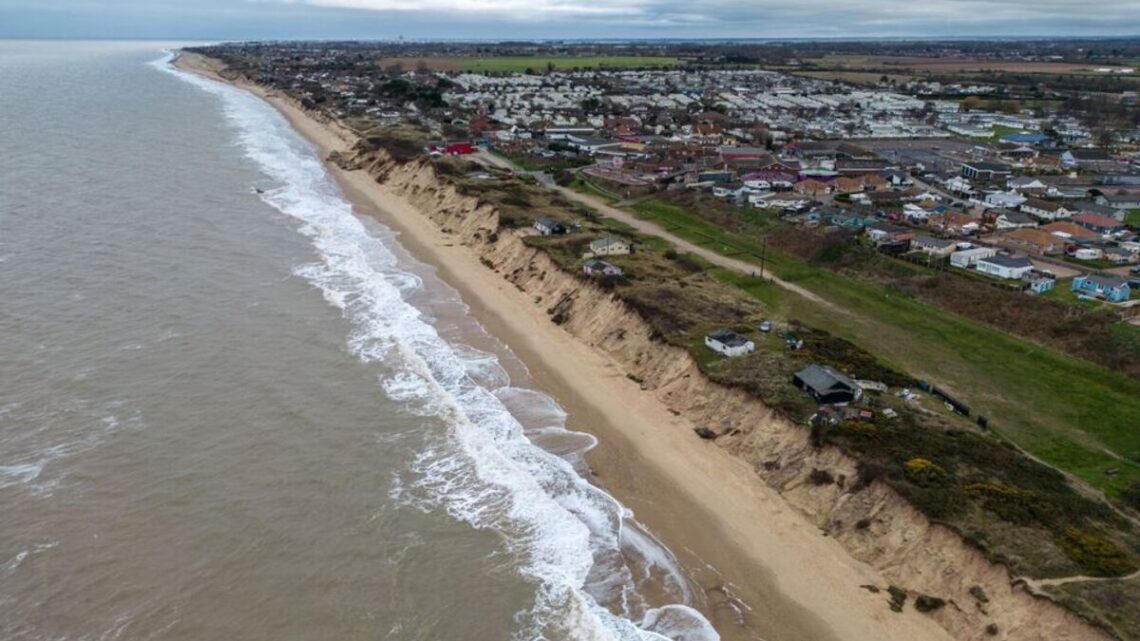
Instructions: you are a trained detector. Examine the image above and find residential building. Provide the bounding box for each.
[976,254,1034,279]
[793,364,863,404]
[912,235,956,256]
[582,259,623,277]
[1072,274,1132,302]
[1020,198,1071,221]
[533,217,568,236]
[704,329,755,357]
[950,246,998,268]
[587,237,632,256]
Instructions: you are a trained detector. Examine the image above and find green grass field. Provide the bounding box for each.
[628,198,1140,496]
[1126,209,1140,226]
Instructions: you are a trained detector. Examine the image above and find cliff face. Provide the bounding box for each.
[364,151,1110,641]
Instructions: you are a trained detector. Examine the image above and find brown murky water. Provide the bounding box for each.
[0,41,715,641]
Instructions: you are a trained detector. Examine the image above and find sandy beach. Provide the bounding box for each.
[175,52,959,641]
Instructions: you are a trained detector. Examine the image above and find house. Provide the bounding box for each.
[533,217,568,236]
[976,254,1034,279]
[950,247,998,268]
[1070,246,1105,261]
[961,161,1012,182]
[424,140,474,155]
[930,211,981,236]
[884,169,913,187]
[1072,274,1132,302]
[1042,221,1098,242]
[1071,200,1124,221]
[832,176,864,194]
[1071,213,1126,236]
[793,364,863,404]
[1061,148,1112,169]
[587,237,632,257]
[912,235,956,256]
[995,210,1037,230]
[704,329,755,357]
[866,223,914,247]
[1008,176,1049,192]
[794,178,832,198]
[998,228,1063,255]
[1095,191,1140,210]
[582,259,623,277]
[1024,273,1056,295]
[984,191,1028,209]
[1020,198,1071,221]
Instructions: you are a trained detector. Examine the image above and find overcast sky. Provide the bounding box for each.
[2,0,1139,40]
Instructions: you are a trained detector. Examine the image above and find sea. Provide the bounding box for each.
[0,41,718,641]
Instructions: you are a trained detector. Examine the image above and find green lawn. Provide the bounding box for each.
[1125,209,1140,227]
[628,198,1140,496]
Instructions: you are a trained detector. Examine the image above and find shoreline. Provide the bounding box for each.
[173,52,959,641]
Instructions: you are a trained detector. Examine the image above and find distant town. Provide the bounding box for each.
[199,39,1140,310]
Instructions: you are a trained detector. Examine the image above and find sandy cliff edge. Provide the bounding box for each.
[173,51,1111,641]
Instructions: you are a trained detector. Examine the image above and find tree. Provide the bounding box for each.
[960,96,982,113]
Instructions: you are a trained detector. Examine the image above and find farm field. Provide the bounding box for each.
[374,55,681,72]
[626,197,1140,497]
[799,54,1137,75]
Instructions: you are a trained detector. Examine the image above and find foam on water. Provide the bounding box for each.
[158,53,718,641]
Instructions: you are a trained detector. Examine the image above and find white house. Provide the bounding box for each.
[1020,198,1071,221]
[950,247,998,268]
[704,329,755,357]
[587,237,632,257]
[976,254,1034,279]
[984,191,1028,209]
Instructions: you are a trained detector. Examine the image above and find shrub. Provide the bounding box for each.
[903,457,948,487]
[1055,527,1138,577]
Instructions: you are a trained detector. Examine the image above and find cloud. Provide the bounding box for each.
[254,0,1140,34]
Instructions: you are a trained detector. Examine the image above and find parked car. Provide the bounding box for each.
[1129,265,1140,275]
[759,320,773,333]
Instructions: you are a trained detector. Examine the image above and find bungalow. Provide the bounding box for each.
[1020,198,1071,221]
[912,235,957,256]
[866,223,914,247]
[1072,274,1132,302]
[1024,273,1057,295]
[588,237,632,256]
[1070,246,1104,261]
[533,217,568,236]
[950,246,998,268]
[995,210,1037,230]
[793,364,863,404]
[984,191,1028,209]
[794,178,832,198]
[1095,192,1140,210]
[930,211,981,236]
[832,176,865,194]
[884,169,913,187]
[1008,176,1048,192]
[976,254,1034,279]
[705,329,755,357]
[999,228,1063,255]
[945,176,974,194]
[1071,213,1126,236]
[1061,148,1112,169]
[1042,221,1098,242]
[1071,201,1125,221]
[961,161,1012,182]
[582,259,623,277]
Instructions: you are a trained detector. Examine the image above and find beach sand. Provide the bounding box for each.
[175,52,957,641]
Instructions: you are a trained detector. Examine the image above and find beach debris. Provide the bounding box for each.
[887,585,908,612]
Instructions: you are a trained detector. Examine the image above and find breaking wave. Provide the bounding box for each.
[156,52,717,641]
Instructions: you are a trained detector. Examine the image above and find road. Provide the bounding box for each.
[474,150,839,311]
